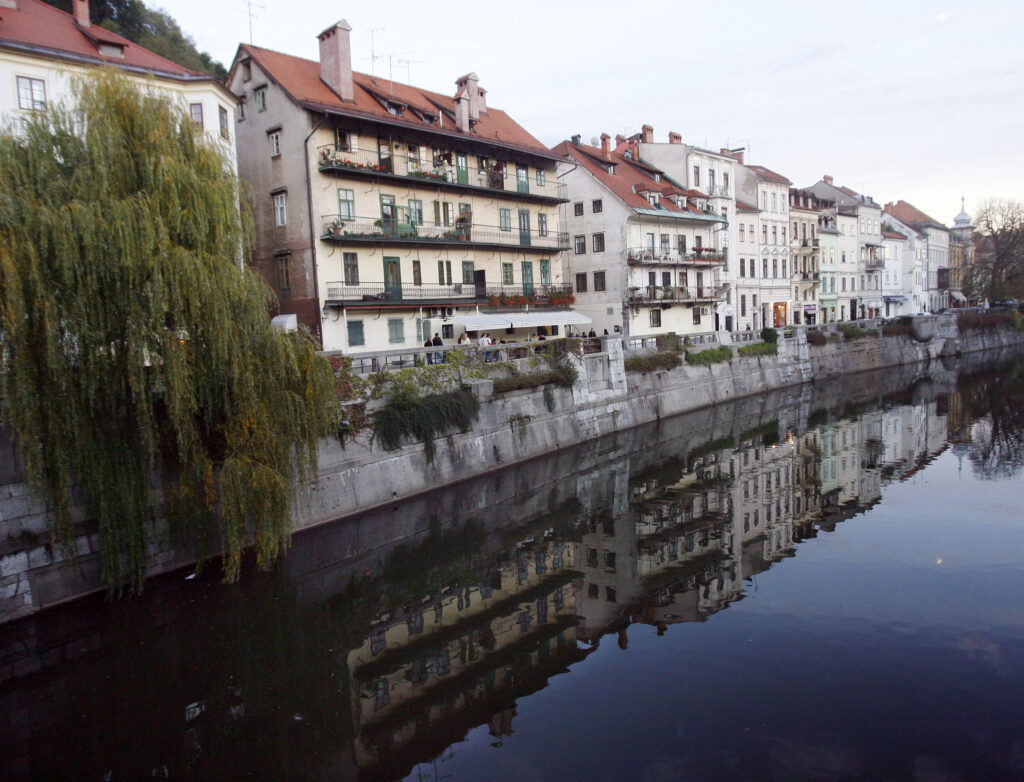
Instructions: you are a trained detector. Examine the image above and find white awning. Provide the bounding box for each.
[951,291,967,302]
[504,310,593,328]
[449,314,512,330]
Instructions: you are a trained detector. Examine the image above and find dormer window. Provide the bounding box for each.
[647,192,659,207]
[653,173,661,183]
[607,164,616,175]
[98,43,124,58]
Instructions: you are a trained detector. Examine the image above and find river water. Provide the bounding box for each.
[2,354,1024,781]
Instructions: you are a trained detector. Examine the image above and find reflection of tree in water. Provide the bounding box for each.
[963,362,1024,479]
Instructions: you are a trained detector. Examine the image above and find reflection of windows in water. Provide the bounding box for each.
[410,657,426,685]
[669,541,678,560]
[374,678,390,709]
[587,548,598,568]
[479,584,493,600]
[434,597,443,622]
[588,582,599,598]
[537,638,550,659]
[517,559,529,584]
[603,517,615,536]
[754,510,760,527]
[744,513,750,532]
[605,552,616,570]
[537,596,548,623]
[554,588,564,610]
[407,612,424,634]
[518,610,531,632]
[370,629,386,655]
[535,550,547,575]
[436,648,450,676]
[685,533,695,552]
[553,543,563,570]
[606,587,617,603]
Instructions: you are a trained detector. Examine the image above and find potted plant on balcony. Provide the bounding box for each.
[329,218,345,237]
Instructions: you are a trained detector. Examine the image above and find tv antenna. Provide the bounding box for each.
[397,57,425,85]
[365,27,385,76]
[241,0,265,45]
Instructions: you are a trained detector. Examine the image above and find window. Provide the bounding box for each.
[594,271,606,291]
[412,260,422,286]
[575,273,588,293]
[408,199,423,225]
[661,234,670,255]
[593,233,605,253]
[255,86,267,111]
[693,307,701,325]
[537,169,547,186]
[277,253,291,290]
[338,188,354,220]
[762,225,768,244]
[763,259,768,278]
[662,271,671,286]
[574,235,586,254]
[741,294,747,316]
[592,199,603,213]
[442,324,454,339]
[781,228,786,244]
[574,202,584,216]
[773,259,778,278]
[242,61,252,82]
[650,308,661,327]
[462,261,475,284]
[347,320,365,347]
[677,234,686,254]
[538,213,548,236]
[842,277,847,291]
[502,262,514,285]
[739,224,745,242]
[761,192,767,210]
[772,193,777,211]
[499,208,511,231]
[693,166,700,187]
[749,258,755,277]
[438,260,452,285]
[739,257,745,277]
[772,226,777,245]
[723,173,729,192]
[388,318,405,344]
[219,106,229,139]
[434,200,453,226]
[782,259,787,277]
[343,252,359,284]
[189,102,204,127]
[237,98,245,121]
[273,192,287,227]
[268,131,281,157]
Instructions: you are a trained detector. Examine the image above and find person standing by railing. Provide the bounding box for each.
[432,333,444,364]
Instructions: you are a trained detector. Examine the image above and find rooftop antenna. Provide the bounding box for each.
[397,57,424,85]
[365,26,385,76]
[242,0,265,45]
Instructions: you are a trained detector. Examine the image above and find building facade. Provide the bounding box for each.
[884,200,951,312]
[228,21,573,352]
[789,188,825,325]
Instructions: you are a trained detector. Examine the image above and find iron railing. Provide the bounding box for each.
[316,144,568,201]
[627,285,726,303]
[321,215,569,250]
[323,281,573,304]
[626,247,727,265]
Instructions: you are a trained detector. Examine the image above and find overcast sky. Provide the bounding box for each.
[158,0,1022,225]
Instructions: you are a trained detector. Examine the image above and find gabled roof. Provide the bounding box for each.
[882,230,907,240]
[747,165,792,185]
[884,200,948,232]
[238,44,557,160]
[0,0,214,81]
[553,139,721,220]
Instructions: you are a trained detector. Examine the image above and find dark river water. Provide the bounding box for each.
[3,354,1024,781]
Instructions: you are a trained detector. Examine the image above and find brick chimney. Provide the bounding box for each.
[668,131,682,144]
[720,148,744,165]
[600,133,610,158]
[641,124,654,143]
[823,174,834,185]
[615,134,626,147]
[455,73,484,120]
[454,90,471,133]
[318,20,354,102]
[73,0,90,26]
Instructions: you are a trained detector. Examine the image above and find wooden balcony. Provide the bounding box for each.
[316,144,568,204]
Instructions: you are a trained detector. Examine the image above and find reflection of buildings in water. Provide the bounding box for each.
[346,538,587,774]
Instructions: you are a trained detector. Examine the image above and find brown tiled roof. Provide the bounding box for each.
[747,165,792,185]
[884,200,947,230]
[552,140,715,218]
[882,230,907,240]
[240,44,557,160]
[0,0,213,79]
[736,199,760,213]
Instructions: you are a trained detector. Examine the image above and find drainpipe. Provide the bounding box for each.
[305,112,329,347]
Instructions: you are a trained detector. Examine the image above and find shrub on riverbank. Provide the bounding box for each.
[806,330,828,345]
[493,364,576,393]
[738,343,778,357]
[685,346,733,366]
[958,309,1022,330]
[839,324,869,340]
[625,352,682,373]
[373,386,480,463]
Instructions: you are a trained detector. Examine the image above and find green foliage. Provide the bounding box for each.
[806,330,828,346]
[43,0,227,79]
[655,332,682,353]
[492,365,576,394]
[684,346,733,366]
[0,72,339,590]
[760,327,779,343]
[738,342,778,357]
[624,352,682,373]
[372,385,480,463]
[838,324,869,340]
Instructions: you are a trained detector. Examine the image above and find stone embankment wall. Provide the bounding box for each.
[0,314,1021,624]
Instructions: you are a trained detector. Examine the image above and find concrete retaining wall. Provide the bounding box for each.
[1,314,1022,624]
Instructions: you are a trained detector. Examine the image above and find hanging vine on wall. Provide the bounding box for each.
[372,383,480,463]
[0,72,339,590]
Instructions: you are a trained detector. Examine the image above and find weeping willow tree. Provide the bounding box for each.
[0,71,339,590]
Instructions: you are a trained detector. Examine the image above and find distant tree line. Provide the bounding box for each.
[43,0,227,80]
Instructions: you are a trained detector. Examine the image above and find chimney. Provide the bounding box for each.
[600,133,610,159]
[668,131,682,144]
[455,73,483,120]
[615,134,626,147]
[570,134,582,145]
[641,124,654,144]
[823,174,833,185]
[318,20,354,102]
[631,139,639,160]
[73,0,90,26]
[455,91,470,133]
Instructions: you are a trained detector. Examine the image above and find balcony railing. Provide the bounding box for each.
[627,285,726,304]
[323,281,573,305]
[626,247,727,265]
[321,215,569,251]
[316,144,568,201]
[864,256,886,268]
[706,184,730,198]
[797,272,821,282]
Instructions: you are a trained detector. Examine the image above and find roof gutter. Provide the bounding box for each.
[304,111,330,347]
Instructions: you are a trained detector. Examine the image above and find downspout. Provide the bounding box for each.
[305,112,329,347]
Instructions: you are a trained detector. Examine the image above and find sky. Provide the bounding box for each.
[157,0,1023,225]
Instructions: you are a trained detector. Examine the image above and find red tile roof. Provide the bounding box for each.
[0,0,214,79]
[884,200,947,230]
[552,139,718,218]
[882,230,907,240]
[736,199,760,213]
[747,165,792,185]
[240,44,556,160]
